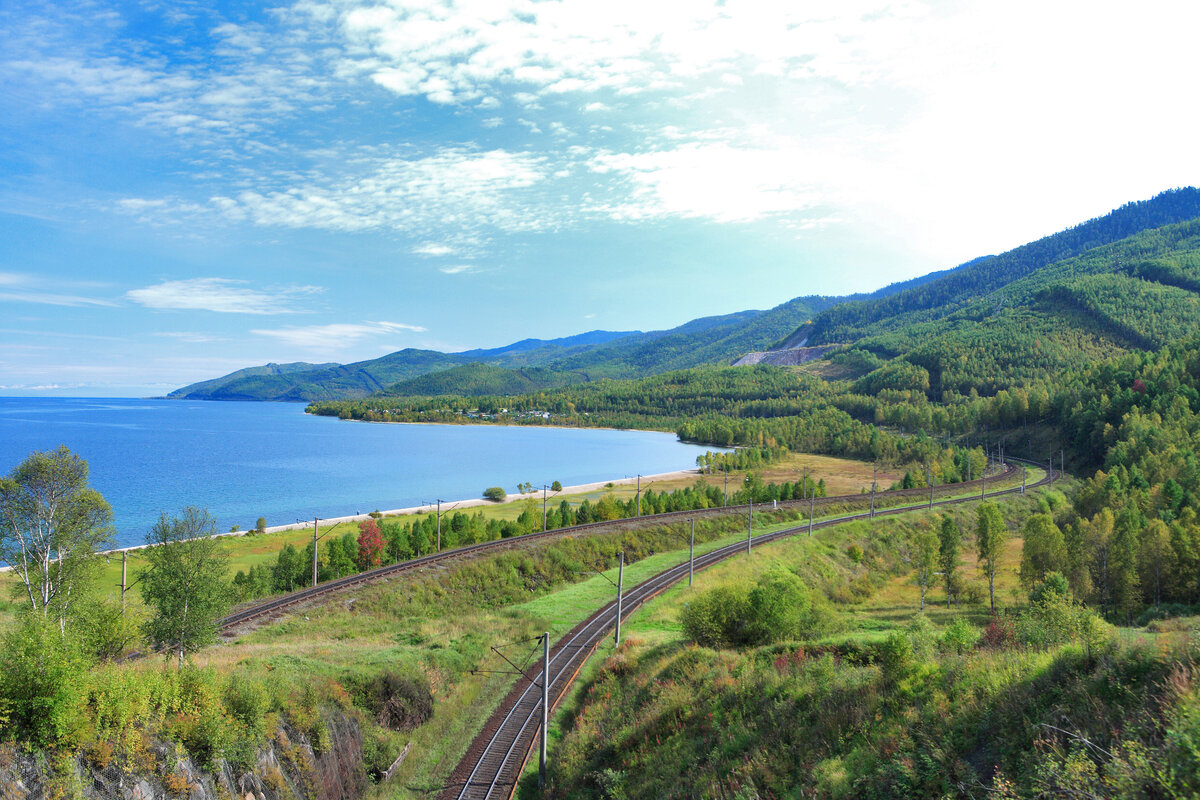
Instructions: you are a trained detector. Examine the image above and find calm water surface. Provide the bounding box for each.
[0,398,717,549]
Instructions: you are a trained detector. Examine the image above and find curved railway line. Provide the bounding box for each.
[219,460,1029,631]
[439,458,1054,800]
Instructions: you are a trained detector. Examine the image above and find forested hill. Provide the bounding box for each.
[169,294,840,401]
[798,187,1200,346]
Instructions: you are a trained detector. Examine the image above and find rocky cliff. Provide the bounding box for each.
[0,710,366,800]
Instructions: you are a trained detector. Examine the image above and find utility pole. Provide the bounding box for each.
[121,551,127,612]
[747,502,753,553]
[313,517,319,587]
[926,461,934,510]
[615,553,624,647]
[543,485,548,532]
[435,500,442,552]
[1021,466,1026,494]
[809,492,815,536]
[802,467,808,500]
[539,631,549,789]
[636,474,641,517]
[870,463,877,519]
[688,519,695,587]
[982,461,987,498]
[723,470,728,507]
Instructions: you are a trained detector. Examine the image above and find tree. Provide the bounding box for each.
[255,517,267,534]
[273,543,302,592]
[357,519,384,570]
[1019,514,1068,590]
[483,486,507,502]
[551,480,563,492]
[938,516,960,609]
[976,503,1006,612]
[139,507,232,665]
[0,446,114,629]
[912,524,939,612]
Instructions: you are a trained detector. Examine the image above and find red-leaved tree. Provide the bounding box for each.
[357,519,384,570]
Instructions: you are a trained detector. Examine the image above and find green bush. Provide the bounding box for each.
[877,631,914,684]
[940,618,981,655]
[483,486,507,502]
[73,596,145,662]
[680,584,752,649]
[747,567,834,645]
[0,616,89,746]
[224,673,274,738]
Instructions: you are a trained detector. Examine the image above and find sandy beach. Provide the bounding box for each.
[256,468,702,535]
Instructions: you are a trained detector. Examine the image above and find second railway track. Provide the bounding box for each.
[219,461,1028,632]
[441,458,1054,800]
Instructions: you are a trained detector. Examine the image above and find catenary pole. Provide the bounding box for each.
[615,553,624,646]
[688,518,695,587]
[539,631,549,789]
[313,517,319,587]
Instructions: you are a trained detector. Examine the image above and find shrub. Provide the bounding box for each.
[72,596,144,662]
[483,486,507,502]
[551,481,563,492]
[255,517,267,533]
[680,584,752,649]
[356,671,434,732]
[746,567,835,645]
[0,615,89,746]
[877,631,914,683]
[224,673,274,738]
[940,618,981,655]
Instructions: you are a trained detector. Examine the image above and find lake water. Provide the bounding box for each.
[0,398,717,549]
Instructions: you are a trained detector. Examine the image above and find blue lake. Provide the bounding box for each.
[0,398,717,549]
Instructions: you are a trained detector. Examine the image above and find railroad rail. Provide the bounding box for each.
[219,460,1025,631]
[440,458,1053,800]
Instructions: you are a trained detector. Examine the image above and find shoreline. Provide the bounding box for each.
[90,468,703,555]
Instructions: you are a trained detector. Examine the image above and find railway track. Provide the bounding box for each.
[441,458,1053,800]
[219,461,1026,632]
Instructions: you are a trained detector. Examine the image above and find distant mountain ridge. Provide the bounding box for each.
[170,188,1200,402]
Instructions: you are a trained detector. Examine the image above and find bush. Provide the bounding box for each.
[940,618,981,655]
[682,569,834,649]
[255,517,267,533]
[877,631,914,683]
[356,671,434,732]
[483,486,507,502]
[746,567,835,645]
[73,597,144,661]
[224,673,274,738]
[0,616,89,746]
[680,584,752,649]
[551,481,563,492]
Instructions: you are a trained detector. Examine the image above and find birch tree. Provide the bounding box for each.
[139,507,231,665]
[0,446,113,630]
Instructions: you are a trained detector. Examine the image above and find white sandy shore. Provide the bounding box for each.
[83,468,702,557]
[257,468,701,535]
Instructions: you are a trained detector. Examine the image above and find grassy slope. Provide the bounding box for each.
[526,478,1200,799]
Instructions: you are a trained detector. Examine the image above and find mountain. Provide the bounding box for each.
[169,293,841,401]
[168,330,637,401]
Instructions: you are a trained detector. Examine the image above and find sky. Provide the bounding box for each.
[2,0,1199,396]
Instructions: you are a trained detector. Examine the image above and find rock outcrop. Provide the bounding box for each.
[0,710,366,800]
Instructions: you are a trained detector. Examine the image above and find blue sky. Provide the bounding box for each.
[2,0,1198,396]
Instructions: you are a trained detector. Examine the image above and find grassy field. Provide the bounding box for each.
[513,479,1067,796]
[0,452,906,628]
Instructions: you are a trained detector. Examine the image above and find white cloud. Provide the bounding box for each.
[412,242,456,257]
[127,278,322,314]
[0,272,117,307]
[210,148,553,235]
[251,320,426,352]
[438,264,476,275]
[588,142,825,223]
[153,331,229,344]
